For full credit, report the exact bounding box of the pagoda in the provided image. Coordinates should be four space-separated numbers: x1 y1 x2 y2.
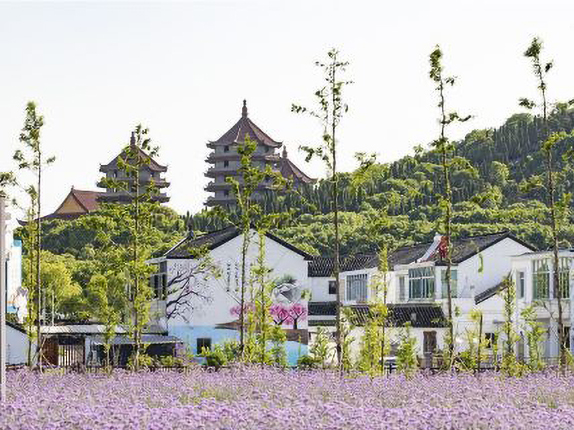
97 132 170 204
205 100 315 207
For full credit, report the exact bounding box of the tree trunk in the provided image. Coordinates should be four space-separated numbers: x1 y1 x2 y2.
36 149 42 371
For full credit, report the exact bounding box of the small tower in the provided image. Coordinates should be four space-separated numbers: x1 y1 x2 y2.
98 132 170 204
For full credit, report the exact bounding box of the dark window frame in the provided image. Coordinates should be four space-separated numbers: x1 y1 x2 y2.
328 280 337 295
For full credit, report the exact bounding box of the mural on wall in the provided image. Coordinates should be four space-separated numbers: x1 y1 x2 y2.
166 253 310 365
165 259 219 324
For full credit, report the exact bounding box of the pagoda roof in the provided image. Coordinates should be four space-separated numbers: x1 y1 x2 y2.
208 100 282 148
278 147 316 184
101 134 167 172
32 188 103 222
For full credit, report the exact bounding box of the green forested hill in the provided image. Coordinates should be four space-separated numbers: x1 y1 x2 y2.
189 107 574 255
37 107 574 260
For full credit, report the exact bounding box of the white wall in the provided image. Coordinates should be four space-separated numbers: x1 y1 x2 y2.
161 230 310 362
456 237 531 297
7 325 33 365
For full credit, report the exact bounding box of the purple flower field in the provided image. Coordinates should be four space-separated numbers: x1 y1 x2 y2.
3 368 574 430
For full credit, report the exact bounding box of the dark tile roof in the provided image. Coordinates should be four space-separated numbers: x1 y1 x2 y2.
209 101 282 148
308 232 532 277
308 254 379 277
391 231 535 267
101 145 167 172
309 301 338 316
475 281 508 304
308 303 447 328
279 148 315 184
309 320 336 327
351 304 447 328
165 226 313 260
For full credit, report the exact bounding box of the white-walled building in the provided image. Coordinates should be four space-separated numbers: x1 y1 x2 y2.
307 232 536 362
510 249 574 359
151 226 313 364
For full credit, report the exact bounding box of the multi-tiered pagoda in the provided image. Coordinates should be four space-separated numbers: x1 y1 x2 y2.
98 132 170 204
205 100 315 207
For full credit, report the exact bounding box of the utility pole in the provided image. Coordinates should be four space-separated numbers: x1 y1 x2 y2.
0 196 8 402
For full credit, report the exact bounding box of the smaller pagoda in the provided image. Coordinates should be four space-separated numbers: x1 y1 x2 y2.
97 132 170 204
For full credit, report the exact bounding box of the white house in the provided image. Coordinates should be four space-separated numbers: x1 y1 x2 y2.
510 249 573 360
307 232 536 362
150 226 313 365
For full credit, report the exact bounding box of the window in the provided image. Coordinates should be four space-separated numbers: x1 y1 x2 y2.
197 338 211 353
398 276 406 302
517 271 525 299
558 257 571 299
484 333 496 349
224 160 229 168
224 190 230 197
346 274 368 302
328 280 337 295
533 259 550 299
441 268 457 299
224 146 229 152
150 261 167 300
423 331 437 355
564 327 571 350
409 267 435 300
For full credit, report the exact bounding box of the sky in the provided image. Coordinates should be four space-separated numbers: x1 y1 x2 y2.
1 0 574 217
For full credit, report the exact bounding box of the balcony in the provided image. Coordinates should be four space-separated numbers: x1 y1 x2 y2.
205 167 241 178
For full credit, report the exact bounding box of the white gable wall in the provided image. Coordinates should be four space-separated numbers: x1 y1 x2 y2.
455 237 532 297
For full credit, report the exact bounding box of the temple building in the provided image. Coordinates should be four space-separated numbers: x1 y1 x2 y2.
205 100 315 207
36 187 103 221
98 132 170 204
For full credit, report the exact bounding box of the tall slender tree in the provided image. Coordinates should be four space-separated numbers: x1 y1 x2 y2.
224 136 286 358
102 125 161 371
428 47 470 365
519 37 569 367
13 102 55 369
293 48 352 371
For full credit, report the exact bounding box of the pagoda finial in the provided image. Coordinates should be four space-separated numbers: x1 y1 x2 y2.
282 146 287 158
130 131 136 147
242 99 248 118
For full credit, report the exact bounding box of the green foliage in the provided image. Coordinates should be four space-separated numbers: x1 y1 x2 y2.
127 352 153 370
297 354 320 369
269 324 287 368
521 305 546 372
309 327 333 368
396 323 418 377
202 345 229 370
357 248 390 376
457 309 488 372
499 276 524 376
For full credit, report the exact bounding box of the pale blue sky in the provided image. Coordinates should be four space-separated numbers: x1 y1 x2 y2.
1 0 573 216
